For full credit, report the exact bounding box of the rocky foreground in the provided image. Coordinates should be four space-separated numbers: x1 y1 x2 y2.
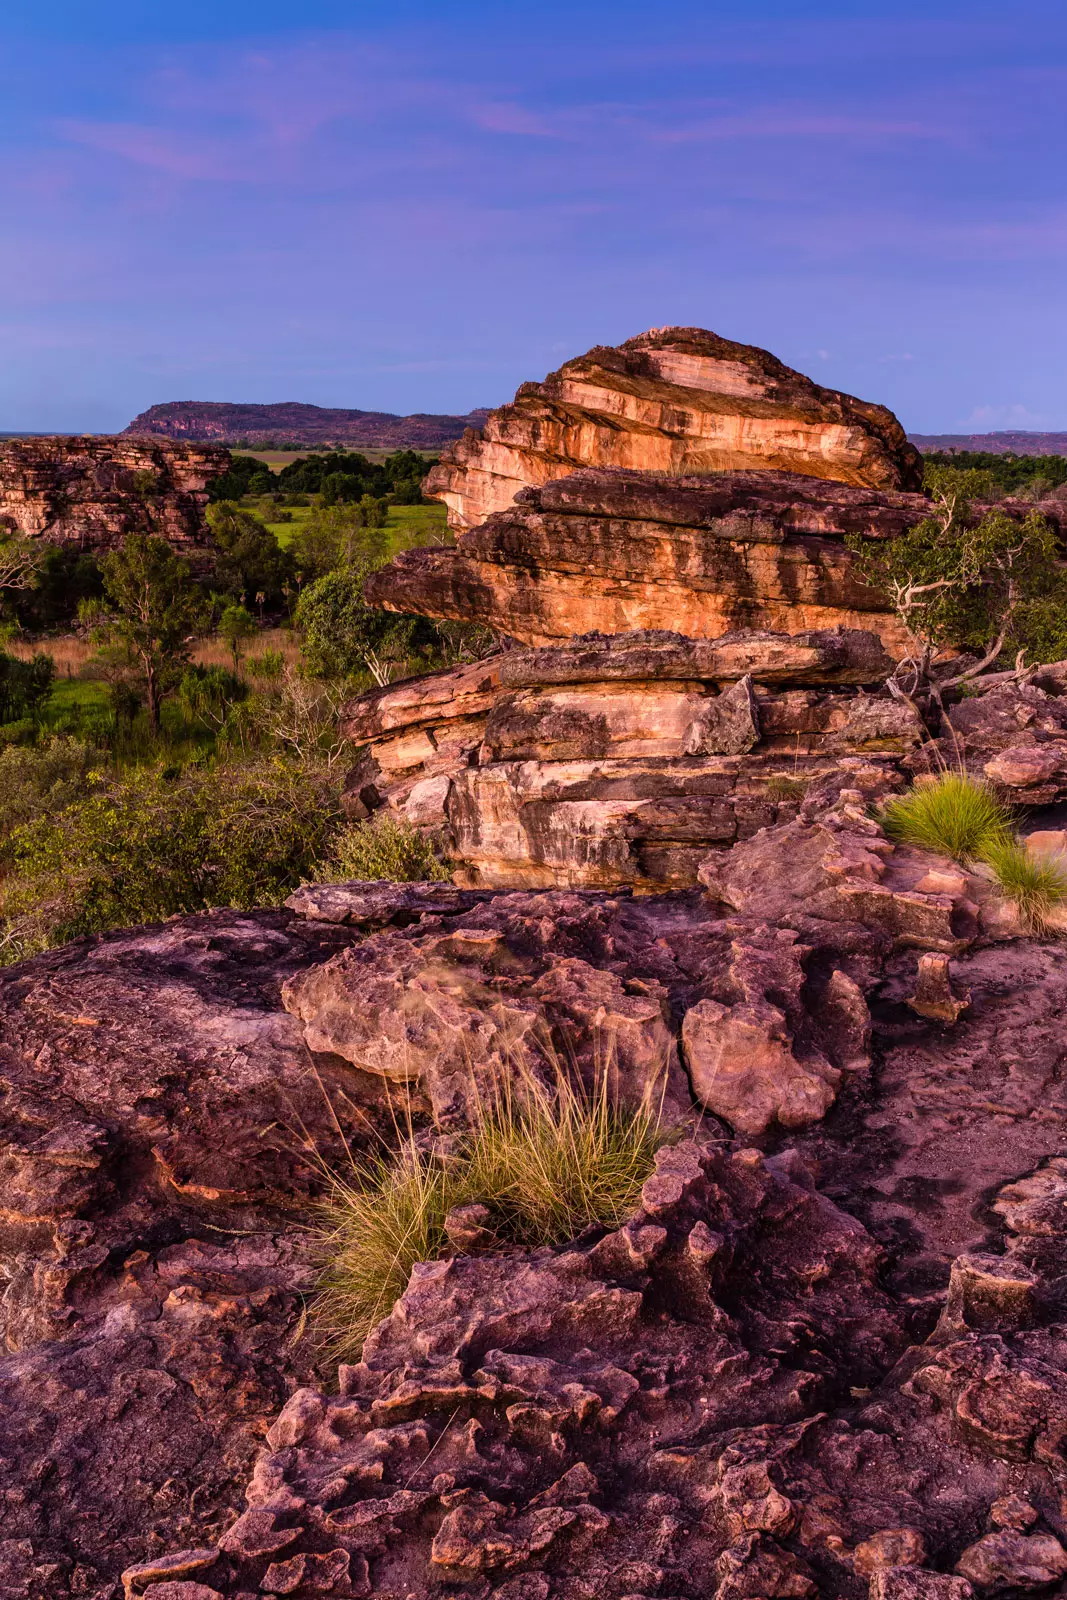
5 769 1067 1598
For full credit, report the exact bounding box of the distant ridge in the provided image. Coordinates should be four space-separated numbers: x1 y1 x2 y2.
909 430 1067 456
122 400 493 449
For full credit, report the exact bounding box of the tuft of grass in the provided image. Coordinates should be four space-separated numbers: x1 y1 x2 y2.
766 775 808 802
465 1058 666 1247
322 813 451 883
315 1137 466 1354
977 835 1067 932
880 772 1013 862
313 1056 670 1357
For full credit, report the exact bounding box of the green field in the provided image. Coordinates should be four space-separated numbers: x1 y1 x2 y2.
259 499 448 554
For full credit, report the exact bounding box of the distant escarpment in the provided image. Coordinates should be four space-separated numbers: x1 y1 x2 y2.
0 435 229 555
909 430 1067 456
425 326 923 532
123 400 492 449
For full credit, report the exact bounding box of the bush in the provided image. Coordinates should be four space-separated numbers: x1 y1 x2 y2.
0 737 99 842
0 651 55 724
314 1057 669 1356
323 814 450 883
880 773 1013 862
0 760 341 962
978 836 1067 932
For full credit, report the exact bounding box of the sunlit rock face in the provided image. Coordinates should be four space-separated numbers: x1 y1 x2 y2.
368 467 927 652
424 326 924 532
0 435 228 555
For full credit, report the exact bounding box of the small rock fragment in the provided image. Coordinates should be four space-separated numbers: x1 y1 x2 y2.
853 1529 927 1575
906 954 971 1024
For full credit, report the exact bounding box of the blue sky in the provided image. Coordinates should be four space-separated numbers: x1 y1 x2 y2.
0 0 1064 433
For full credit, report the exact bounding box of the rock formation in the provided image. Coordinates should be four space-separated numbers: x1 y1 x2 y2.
337 626 1067 893
0 436 229 555
7 792 1067 1596
369 468 1065 654
123 402 492 449
425 327 924 532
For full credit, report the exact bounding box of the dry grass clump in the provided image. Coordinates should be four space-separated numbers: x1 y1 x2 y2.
314 1057 670 1357
880 772 1013 862
977 835 1067 932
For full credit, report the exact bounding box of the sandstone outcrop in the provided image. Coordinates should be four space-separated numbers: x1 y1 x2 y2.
369 467 926 651
0 436 228 555
340 626 928 891
425 327 923 532
5 796 1067 1594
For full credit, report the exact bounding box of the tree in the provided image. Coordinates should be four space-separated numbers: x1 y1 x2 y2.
218 602 256 674
847 467 1067 699
0 534 45 599
295 563 416 686
289 503 390 581
206 501 294 608
100 535 204 729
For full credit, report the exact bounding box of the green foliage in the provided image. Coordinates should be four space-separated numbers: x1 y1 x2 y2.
289 503 390 582
0 737 98 842
314 1058 668 1356
100 535 205 728
208 453 274 502
218 603 256 672
3 546 103 630
323 813 450 882
922 450 1067 498
206 502 295 608
177 663 248 732
978 836 1067 932
0 760 341 962
276 448 435 502
294 564 415 682
880 773 1013 862
847 467 1067 667
0 651 55 724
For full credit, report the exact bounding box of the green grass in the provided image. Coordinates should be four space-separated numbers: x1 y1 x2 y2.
313 1056 670 1357
880 773 1014 862
977 835 1067 931
256 499 448 555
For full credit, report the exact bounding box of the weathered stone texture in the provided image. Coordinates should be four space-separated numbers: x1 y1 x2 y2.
425 326 924 532
0 435 228 555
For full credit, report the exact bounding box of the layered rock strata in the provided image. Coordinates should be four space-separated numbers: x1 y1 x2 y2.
373 468 1067 654
340 626 928 891
369 467 927 651
0 436 229 554
425 326 924 531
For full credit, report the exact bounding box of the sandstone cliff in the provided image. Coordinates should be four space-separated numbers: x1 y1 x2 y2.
425 327 923 532
0 436 229 555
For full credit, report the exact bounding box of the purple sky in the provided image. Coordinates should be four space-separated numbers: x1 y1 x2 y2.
1 0 1065 433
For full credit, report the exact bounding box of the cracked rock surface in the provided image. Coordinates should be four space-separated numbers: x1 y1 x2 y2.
2 805 1067 1597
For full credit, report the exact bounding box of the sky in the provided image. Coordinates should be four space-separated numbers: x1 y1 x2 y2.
0 0 1064 434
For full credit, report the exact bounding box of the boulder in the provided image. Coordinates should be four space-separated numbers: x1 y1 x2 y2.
424 326 923 532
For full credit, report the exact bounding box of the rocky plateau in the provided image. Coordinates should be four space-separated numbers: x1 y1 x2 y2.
6 330 1067 1600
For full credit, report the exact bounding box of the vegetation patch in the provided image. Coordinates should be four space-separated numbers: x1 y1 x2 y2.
977 835 1067 932
314 1058 670 1357
880 772 1013 862
321 813 450 884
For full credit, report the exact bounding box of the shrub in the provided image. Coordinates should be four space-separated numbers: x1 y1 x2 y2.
880 773 1013 862
978 836 1067 932
322 814 450 883
314 1057 669 1356
0 759 341 962
0 650 55 724
0 737 99 842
